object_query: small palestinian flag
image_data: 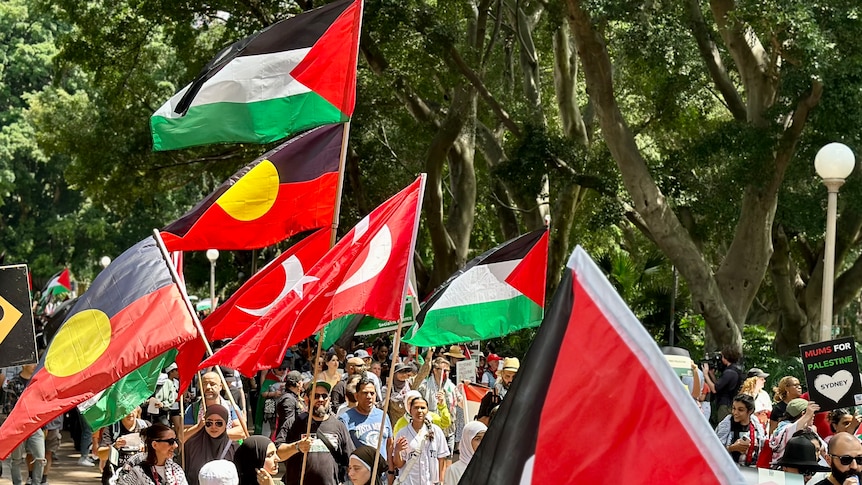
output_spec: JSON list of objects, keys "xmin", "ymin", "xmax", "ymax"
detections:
[
  {"xmin": 459, "ymin": 247, "xmax": 745, "ymax": 484},
  {"xmin": 161, "ymin": 123, "xmax": 343, "ymax": 251},
  {"xmin": 404, "ymin": 228, "xmax": 548, "ymax": 347},
  {"xmin": 151, "ymin": 0, "xmax": 362, "ymax": 151},
  {"xmin": 44, "ymin": 268, "xmax": 72, "ymax": 297}
]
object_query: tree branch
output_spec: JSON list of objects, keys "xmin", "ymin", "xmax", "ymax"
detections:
[{"xmin": 448, "ymin": 46, "xmax": 522, "ymax": 137}]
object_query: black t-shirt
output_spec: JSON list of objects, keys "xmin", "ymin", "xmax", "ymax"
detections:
[
  {"xmin": 281, "ymin": 413, "xmax": 354, "ymax": 485},
  {"xmin": 715, "ymin": 366, "xmax": 741, "ymax": 405},
  {"xmin": 274, "ymin": 391, "xmax": 303, "ymax": 444},
  {"xmin": 729, "ymin": 420, "xmax": 750, "ymax": 464}
]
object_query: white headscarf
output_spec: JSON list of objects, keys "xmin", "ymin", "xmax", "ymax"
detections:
[{"xmin": 458, "ymin": 421, "xmax": 488, "ymax": 465}]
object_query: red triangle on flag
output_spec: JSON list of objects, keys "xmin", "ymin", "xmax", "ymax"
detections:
[
  {"xmin": 462, "ymin": 247, "xmax": 745, "ymax": 484},
  {"xmin": 57, "ymin": 268, "xmax": 71, "ymax": 291},
  {"xmin": 290, "ymin": 0, "xmax": 361, "ymax": 117},
  {"xmin": 504, "ymin": 229, "xmax": 548, "ymax": 307}
]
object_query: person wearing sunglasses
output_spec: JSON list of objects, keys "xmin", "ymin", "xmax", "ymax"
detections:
[
  {"xmin": 116, "ymin": 423, "xmax": 188, "ymax": 485},
  {"xmin": 811, "ymin": 431, "xmax": 862, "ymax": 485},
  {"xmin": 185, "ymin": 405, "xmax": 238, "ymax": 485},
  {"xmin": 275, "ymin": 380, "xmax": 354, "ymax": 485}
]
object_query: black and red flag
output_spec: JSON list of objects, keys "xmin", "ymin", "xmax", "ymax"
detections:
[
  {"xmin": 460, "ymin": 246, "xmax": 745, "ymax": 484},
  {"xmin": 0, "ymin": 236, "xmax": 198, "ymax": 459},
  {"xmin": 160, "ymin": 123, "xmax": 344, "ymax": 251}
]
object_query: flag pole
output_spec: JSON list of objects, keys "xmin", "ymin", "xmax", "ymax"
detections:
[
  {"xmin": 329, "ymin": 121, "xmax": 352, "ymax": 246},
  {"xmin": 180, "ymin": 392, "xmax": 185, "ymax": 469},
  {"xmin": 152, "ymin": 229, "xmax": 250, "ymax": 439},
  {"xmin": 299, "ymin": 334, "xmax": 325, "ymax": 485},
  {"xmin": 370, "ymin": 174, "xmax": 426, "ymax": 485}
]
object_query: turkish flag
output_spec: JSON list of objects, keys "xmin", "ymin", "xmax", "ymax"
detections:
[
  {"xmin": 200, "ymin": 175, "xmax": 425, "ymax": 376},
  {"xmin": 460, "ymin": 247, "xmax": 746, "ymax": 484},
  {"xmin": 206, "ymin": 228, "xmax": 330, "ymax": 341}
]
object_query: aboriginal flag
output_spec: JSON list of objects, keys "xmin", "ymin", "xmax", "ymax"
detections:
[
  {"xmin": 161, "ymin": 123, "xmax": 343, "ymax": 251},
  {"xmin": 459, "ymin": 247, "xmax": 746, "ymax": 484},
  {"xmin": 0, "ymin": 236, "xmax": 197, "ymax": 459}
]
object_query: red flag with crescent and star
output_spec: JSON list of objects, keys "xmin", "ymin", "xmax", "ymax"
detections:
[
  {"xmin": 205, "ymin": 227, "xmax": 331, "ymax": 341},
  {"xmin": 0, "ymin": 236, "xmax": 197, "ymax": 459},
  {"xmin": 160, "ymin": 123, "xmax": 344, "ymax": 251},
  {"xmin": 459, "ymin": 246, "xmax": 745, "ymax": 484},
  {"xmin": 200, "ymin": 175, "xmax": 426, "ymax": 376}
]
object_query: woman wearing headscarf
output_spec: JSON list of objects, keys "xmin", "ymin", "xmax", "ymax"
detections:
[
  {"xmin": 347, "ymin": 445, "xmax": 387, "ymax": 485},
  {"xmin": 116, "ymin": 423, "xmax": 188, "ymax": 485},
  {"xmin": 185, "ymin": 405, "xmax": 238, "ymax": 485},
  {"xmin": 442, "ymin": 421, "xmax": 486, "ymax": 485},
  {"xmin": 233, "ymin": 436, "xmax": 281, "ymax": 485}
]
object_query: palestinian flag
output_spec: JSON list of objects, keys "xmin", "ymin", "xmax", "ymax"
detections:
[
  {"xmin": 0, "ymin": 236, "xmax": 197, "ymax": 459},
  {"xmin": 404, "ymin": 228, "xmax": 548, "ymax": 347},
  {"xmin": 151, "ymin": 0, "xmax": 362, "ymax": 151},
  {"xmin": 44, "ymin": 268, "xmax": 72, "ymax": 297},
  {"xmin": 459, "ymin": 247, "xmax": 745, "ymax": 484},
  {"xmin": 79, "ymin": 350, "xmax": 177, "ymax": 429},
  {"xmin": 161, "ymin": 123, "xmax": 343, "ymax": 251}
]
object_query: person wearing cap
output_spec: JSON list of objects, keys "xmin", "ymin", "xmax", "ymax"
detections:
[
  {"xmin": 481, "ymin": 354, "xmax": 502, "ymax": 386},
  {"xmin": 770, "ymin": 397, "xmax": 821, "ymax": 467},
  {"xmin": 715, "ymin": 394, "xmax": 765, "ymax": 466},
  {"xmin": 153, "ymin": 364, "xmax": 180, "ymax": 426},
  {"xmin": 275, "ymin": 380, "xmax": 353, "ymax": 485},
  {"xmin": 740, "ymin": 368, "xmax": 771, "ymax": 428},
  {"xmin": 776, "ymin": 435, "xmax": 830, "ymax": 483},
  {"xmin": 272, "ymin": 370, "xmax": 305, "ymax": 442}
]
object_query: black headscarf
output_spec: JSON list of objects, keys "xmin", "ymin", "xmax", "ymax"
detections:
[
  {"xmin": 233, "ymin": 436, "xmax": 272, "ymax": 485},
  {"xmin": 185, "ymin": 405, "xmax": 236, "ymax": 485},
  {"xmin": 349, "ymin": 445, "xmax": 387, "ymax": 485}
]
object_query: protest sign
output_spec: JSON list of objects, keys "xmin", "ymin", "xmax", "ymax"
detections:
[
  {"xmin": 0, "ymin": 264, "xmax": 37, "ymax": 366},
  {"xmin": 800, "ymin": 337, "xmax": 862, "ymax": 412}
]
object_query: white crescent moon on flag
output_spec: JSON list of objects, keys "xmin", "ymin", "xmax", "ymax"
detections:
[
  {"xmin": 237, "ymin": 255, "xmax": 305, "ymax": 316},
  {"xmin": 335, "ymin": 225, "xmax": 392, "ymax": 295}
]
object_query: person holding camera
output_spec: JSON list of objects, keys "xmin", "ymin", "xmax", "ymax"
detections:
[{"xmin": 709, "ymin": 346, "xmax": 744, "ymax": 425}]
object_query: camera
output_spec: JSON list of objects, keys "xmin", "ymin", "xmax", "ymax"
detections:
[{"xmin": 699, "ymin": 352, "xmax": 724, "ymax": 371}]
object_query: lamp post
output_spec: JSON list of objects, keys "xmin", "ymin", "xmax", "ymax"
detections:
[
  {"xmin": 99, "ymin": 256, "xmax": 111, "ymax": 269},
  {"xmin": 206, "ymin": 249, "xmax": 219, "ymax": 311},
  {"xmin": 815, "ymin": 142, "xmax": 856, "ymax": 341}
]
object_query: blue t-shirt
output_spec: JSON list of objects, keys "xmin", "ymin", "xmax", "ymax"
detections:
[{"xmin": 339, "ymin": 407, "xmax": 393, "ymax": 459}]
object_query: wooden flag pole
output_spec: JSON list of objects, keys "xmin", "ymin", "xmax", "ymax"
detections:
[
  {"xmin": 370, "ymin": 318, "xmax": 405, "ymax": 485},
  {"xmin": 179, "ymin": 392, "xmax": 185, "ymax": 468},
  {"xmin": 299, "ymin": 333, "xmax": 325, "ymax": 485},
  {"xmin": 152, "ymin": 229, "xmax": 250, "ymax": 439}
]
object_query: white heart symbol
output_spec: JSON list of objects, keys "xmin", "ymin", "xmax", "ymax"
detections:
[{"xmin": 814, "ymin": 370, "xmax": 854, "ymax": 402}]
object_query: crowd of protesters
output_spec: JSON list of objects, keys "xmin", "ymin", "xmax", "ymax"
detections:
[
  {"xmin": 0, "ymin": 334, "xmax": 517, "ymax": 485},
  {"xmin": 694, "ymin": 345, "xmax": 862, "ymax": 484}
]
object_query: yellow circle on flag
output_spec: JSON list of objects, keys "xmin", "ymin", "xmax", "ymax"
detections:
[
  {"xmin": 44, "ymin": 309, "xmax": 112, "ymax": 378},
  {"xmin": 216, "ymin": 160, "xmax": 279, "ymax": 221}
]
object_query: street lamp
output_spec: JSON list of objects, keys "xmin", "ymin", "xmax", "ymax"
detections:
[
  {"xmin": 815, "ymin": 142, "xmax": 855, "ymax": 341},
  {"xmin": 99, "ymin": 256, "xmax": 111, "ymax": 269},
  {"xmin": 206, "ymin": 249, "xmax": 219, "ymax": 312}
]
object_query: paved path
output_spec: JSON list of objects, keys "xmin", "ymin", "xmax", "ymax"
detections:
[{"xmin": 1, "ymin": 430, "xmax": 100, "ymax": 485}]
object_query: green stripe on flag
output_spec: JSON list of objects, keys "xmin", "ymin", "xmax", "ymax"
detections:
[
  {"xmin": 81, "ymin": 349, "xmax": 177, "ymax": 429},
  {"xmin": 404, "ymin": 295, "xmax": 542, "ymax": 347},
  {"xmin": 151, "ymin": 92, "xmax": 347, "ymax": 151}
]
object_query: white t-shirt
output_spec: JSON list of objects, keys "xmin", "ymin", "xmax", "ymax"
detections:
[{"xmin": 395, "ymin": 422, "xmax": 450, "ymax": 485}]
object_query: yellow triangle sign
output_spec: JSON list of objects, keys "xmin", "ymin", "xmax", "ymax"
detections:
[{"xmin": 0, "ymin": 294, "xmax": 23, "ymax": 345}]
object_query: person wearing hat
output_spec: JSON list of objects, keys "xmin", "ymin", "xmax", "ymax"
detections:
[
  {"xmin": 443, "ymin": 345, "xmax": 467, "ymax": 380},
  {"xmin": 152, "ymin": 363, "xmax": 180, "ymax": 426},
  {"xmin": 776, "ymin": 435, "xmax": 830, "ymax": 482},
  {"xmin": 482, "ymin": 354, "xmax": 502, "ymax": 386},
  {"xmin": 275, "ymin": 380, "xmax": 354, "ymax": 485},
  {"xmin": 715, "ymin": 394, "xmax": 765, "ymax": 466},
  {"xmin": 272, "ymin": 371, "xmax": 304, "ymax": 442},
  {"xmin": 740, "ymin": 368, "xmax": 771, "ymax": 428},
  {"xmin": 770, "ymin": 397, "xmax": 821, "ymax": 467}
]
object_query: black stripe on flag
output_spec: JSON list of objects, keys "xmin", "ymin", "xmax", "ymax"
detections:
[{"xmin": 459, "ymin": 266, "xmax": 574, "ymax": 485}]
